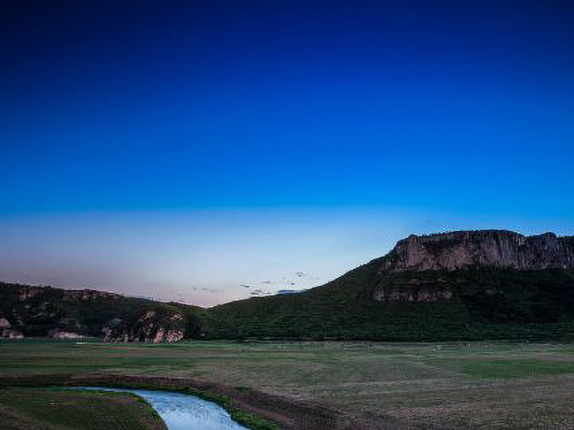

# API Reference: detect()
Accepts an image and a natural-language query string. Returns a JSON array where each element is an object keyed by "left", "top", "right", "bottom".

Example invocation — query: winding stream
[{"left": 75, "top": 387, "right": 249, "bottom": 430}]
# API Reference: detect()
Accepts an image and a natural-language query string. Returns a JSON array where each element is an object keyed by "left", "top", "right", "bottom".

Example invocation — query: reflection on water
[{"left": 76, "top": 387, "right": 249, "bottom": 430}]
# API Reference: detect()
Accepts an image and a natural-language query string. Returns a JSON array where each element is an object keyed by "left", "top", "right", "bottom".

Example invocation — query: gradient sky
[{"left": 1, "top": 1, "right": 573, "bottom": 306}]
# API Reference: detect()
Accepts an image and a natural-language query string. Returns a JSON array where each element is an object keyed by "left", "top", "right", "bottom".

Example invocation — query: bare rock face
[
  {"left": 372, "top": 230, "right": 574, "bottom": 302},
  {"left": 102, "top": 308, "right": 185, "bottom": 343},
  {"left": 1, "top": 328, "right": 24, "bottom": 339},
  {"left": 373, "top": 279, "right": 453, "bottom": 302},
  {"left": 0, "top": 315, "right": 24, "bottom": 339},
  {"left": 383, "top": 230, "right": 574, "bottom": 273},
  {"left": 48, "top": 329, "right": 85, "bottom": 339}
]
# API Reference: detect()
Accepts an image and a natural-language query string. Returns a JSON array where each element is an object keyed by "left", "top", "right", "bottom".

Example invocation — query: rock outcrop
[
  {"left": 371, "top": 230, "right": 574, "bottom": 302},
  {"left": 48, "top": 329, "right": 85, "bottom": 339},
  {"left": 102, "top": 307, "right": 185, "bottom": 343},
  {"left": 382, "top": 230, "right": 574, "bottom": 273},
  {"left": 0, "top": 315, "right": 24, "bottom": 339},
  {"left": 372, "top": 278, "right": 453, "bottom": 302}
]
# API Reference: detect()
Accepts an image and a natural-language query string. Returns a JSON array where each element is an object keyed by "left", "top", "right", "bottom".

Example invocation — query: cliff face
[
  {"left": 102, "top": 307, "right": 185, "bottom": 343},
  {"left": 382, "top": 230, "right": 574, "bottom": 273},
  {"left": 0, "top": 313, "right": 24, "bottom": 339},
  {"left": 372, "top": 278, "right": 453, "bottom": 302},
  {"left": 371, "top": 230, "right": 574, "bottom": 303}
]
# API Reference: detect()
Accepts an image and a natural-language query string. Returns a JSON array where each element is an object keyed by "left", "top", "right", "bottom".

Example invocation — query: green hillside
[
  {"left": 208, "top": 261, "right": 574, "bottom": 341},
  {"left": 0, "top": 282, "right": 206, "bottom": 341}
]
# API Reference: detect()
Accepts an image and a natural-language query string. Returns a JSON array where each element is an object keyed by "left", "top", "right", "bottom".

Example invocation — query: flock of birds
[
  {"left": 168, "top": 272, "right": 322, "bottom": 305},
  {"left": 239, "top": 272, "right": 320, "bottom": 296}
]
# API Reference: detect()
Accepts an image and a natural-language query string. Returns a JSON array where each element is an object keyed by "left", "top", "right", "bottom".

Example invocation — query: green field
[
  {"left": 0, "top": 386, "right": 166, "bottom": 430},
  {"left": 1, "top": 340, "right": 574, "bottom": 429}
]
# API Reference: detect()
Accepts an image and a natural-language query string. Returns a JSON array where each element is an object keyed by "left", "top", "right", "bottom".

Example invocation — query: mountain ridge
[
  {"left": 209, "top": 229, "right": 574, "bottom": 340},
  {"left": 2, "top": 229, "right": 574, "bottom": 342}
]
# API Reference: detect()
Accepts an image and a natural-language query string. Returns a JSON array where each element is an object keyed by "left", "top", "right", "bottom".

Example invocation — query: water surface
[{"left": 76, "top": 387, "right": 249, "bottom": 430}]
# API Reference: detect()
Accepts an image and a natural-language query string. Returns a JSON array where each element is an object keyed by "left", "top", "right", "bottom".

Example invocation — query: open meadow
[
  {"left": 0, "top": 386, "right": 166, "bottom": 430},
  {"left": 1, "top": 340, "right": 574, "bottom": 429}
]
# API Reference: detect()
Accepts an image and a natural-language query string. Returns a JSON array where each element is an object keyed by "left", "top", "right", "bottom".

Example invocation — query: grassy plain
[
  {"left": 0, "top": 386, "right": 166, "bottom": 430},
  {"left": 1, "top": 339, "right": 574, "bottom": 429}
]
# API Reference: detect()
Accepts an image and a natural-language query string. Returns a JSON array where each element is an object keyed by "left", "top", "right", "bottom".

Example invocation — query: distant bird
[
  {"left": 295, "top": 271, "right": 320, "bottom": 280},
  {"left": 240, "top": 284, "right": 251, "bottom": 288}
]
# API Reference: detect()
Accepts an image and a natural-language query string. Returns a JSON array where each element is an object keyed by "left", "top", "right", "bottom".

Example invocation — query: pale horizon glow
[{"left": 1, "top": 208, "right": 572, "bottom": 307}]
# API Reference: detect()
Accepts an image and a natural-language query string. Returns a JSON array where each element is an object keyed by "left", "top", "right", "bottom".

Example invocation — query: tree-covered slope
[
  {"left": 0, "top": 282, "right": 206, "bottom": 342},
  {"left": 208, "top": 265, "right": 574, "bottom": 341}
]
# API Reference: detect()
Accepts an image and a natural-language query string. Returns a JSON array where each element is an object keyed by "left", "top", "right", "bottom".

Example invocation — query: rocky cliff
[
  {"left": 0, "top": 313, "right": 24, "bottom": 339},
  {"left": 382, "top": 230, "right": 574, "bottom": 273},
  {"left": 372, "top": 230, "right": 574, "bottom": 303},
  {"left": 102, "top": 306, "right": 186, "bottom": 343}
]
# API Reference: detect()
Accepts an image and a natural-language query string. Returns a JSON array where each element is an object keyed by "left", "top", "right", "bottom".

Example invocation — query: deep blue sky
[{"left": 1, "top": 1, "right": 573, "bottom": 304}]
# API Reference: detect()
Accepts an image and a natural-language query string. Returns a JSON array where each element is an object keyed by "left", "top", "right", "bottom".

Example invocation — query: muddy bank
[{"left": 0, "top": 374, "right": 397, "bottom": 430}]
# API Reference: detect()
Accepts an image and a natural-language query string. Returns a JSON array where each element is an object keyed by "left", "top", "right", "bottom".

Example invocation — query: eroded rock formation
[
  {"left": 48, "top": 329, "right": 85, "bottom": 339},
  {"left": 383, "top": 230, "right": 574, "bottom": 273},
  {"left": 372, "top": 230, "right": 574, "bottom": 302},
  {"left": 102, "top": 308, "right": 185, "bottom": 343},
  {"left": 0, "top": 314, "right": 24, "bottom": 339},
  {"left": 373, "top": 279, "right": 453, "bottom": 302}
]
